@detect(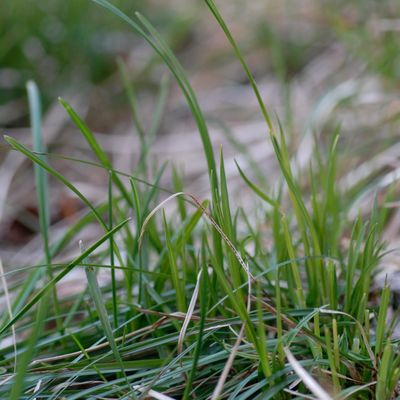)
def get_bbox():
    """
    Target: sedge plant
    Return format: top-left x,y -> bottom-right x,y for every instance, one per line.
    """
0,1 -> 399,399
